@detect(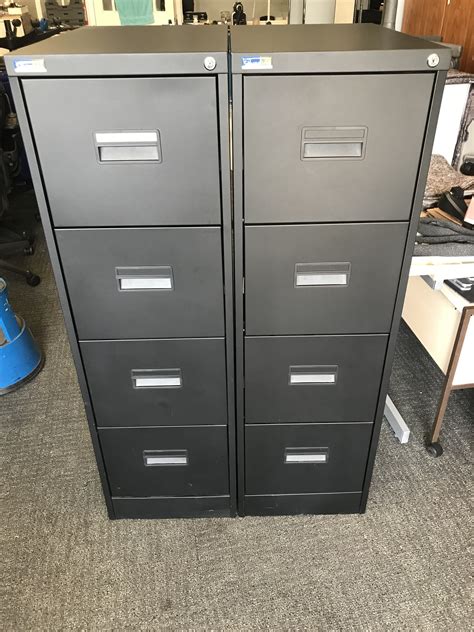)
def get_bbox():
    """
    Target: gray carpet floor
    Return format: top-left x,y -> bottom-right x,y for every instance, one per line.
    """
1,195 -> 473,630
